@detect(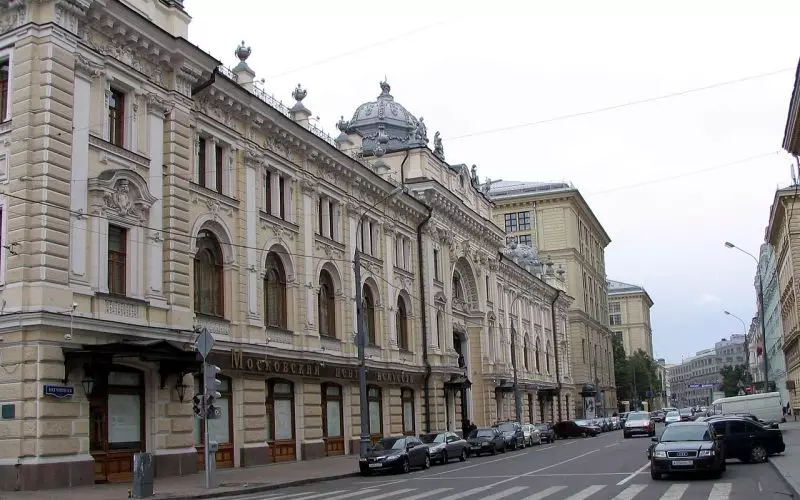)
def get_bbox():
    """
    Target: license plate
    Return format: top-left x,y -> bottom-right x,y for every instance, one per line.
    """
368,463 -> 382,468
471,446 -> 481,450
671,460 -> 693,466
